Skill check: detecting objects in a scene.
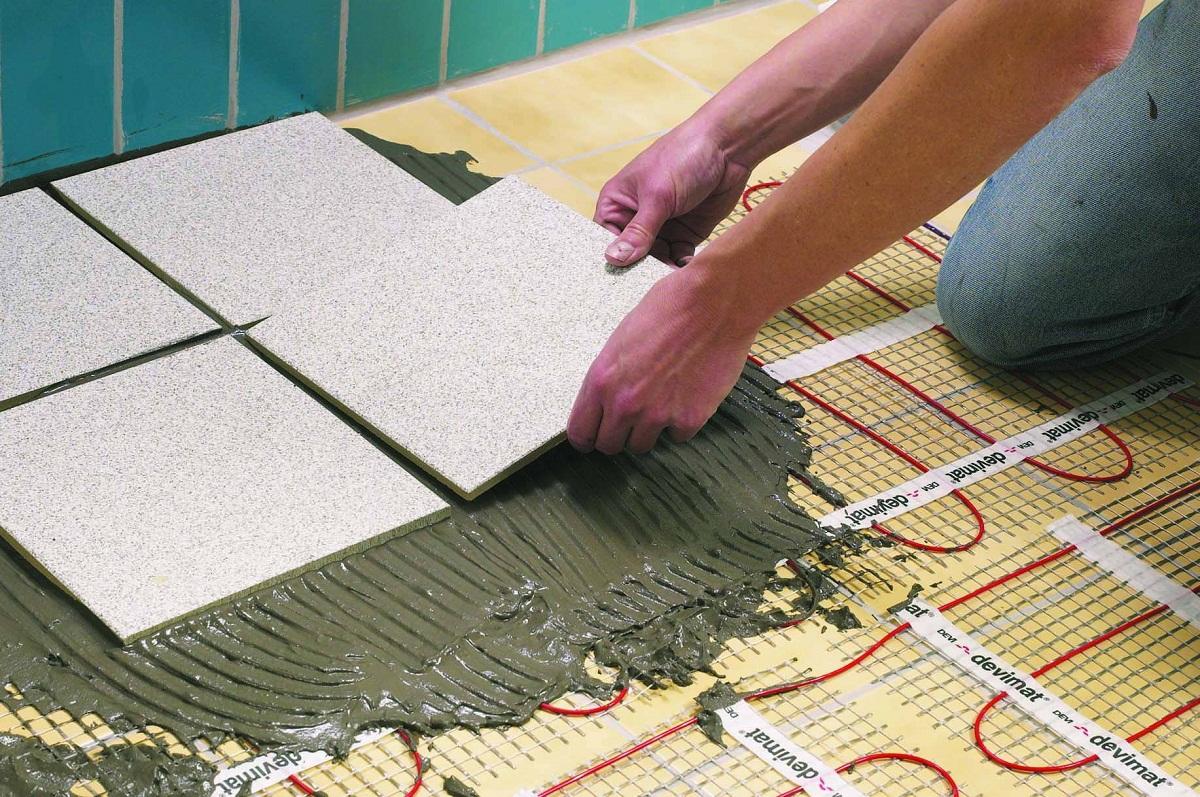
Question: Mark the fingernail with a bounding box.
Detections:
[606,240,635,263]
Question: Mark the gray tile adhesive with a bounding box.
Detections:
[0,364,862,797]
[0,335,449,641]
[0,189,214,404]
[53,113,672,498]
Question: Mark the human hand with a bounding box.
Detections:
[595,121,753,267]
[566,264,759,454]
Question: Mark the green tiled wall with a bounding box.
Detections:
[236,0,341,125]
[448,0,540,78]
[0,0,114,181]
[636,0,712,26]
[0,0,739,185]
[545,0,629,53]
[345,0,443,104]
[123,0,230,151]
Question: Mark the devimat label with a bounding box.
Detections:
[899,600,1197,796]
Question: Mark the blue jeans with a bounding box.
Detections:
[936,0,1200,369]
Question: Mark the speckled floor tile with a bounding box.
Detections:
[53,113,453,325]
[250,177,671,499]
[0,336,449,642]
[0,189,213,403]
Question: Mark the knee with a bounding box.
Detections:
[936,239,1047,370]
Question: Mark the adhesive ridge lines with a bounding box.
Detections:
[54,112,672,498]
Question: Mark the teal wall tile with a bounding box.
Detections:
[123,0,230,151]
[236,0,340,125]
[635,0,711,27]
[544,0,627,53]
[447,0,538,79]
[345,0,441,105]
[0,0,114,180]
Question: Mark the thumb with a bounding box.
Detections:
[605,200,671,267]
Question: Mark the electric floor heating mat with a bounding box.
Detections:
[4,168,1198,796]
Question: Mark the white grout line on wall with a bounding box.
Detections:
[438,0,451,83]
[331,0,786,123]
[629,43,715,96]
[627,0,637,29]
[535,0,547,56]
[335,0,349,110]
[226,0,240,128]
[112,0,125,154]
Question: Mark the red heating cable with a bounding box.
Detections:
[538,478,1200,794]
[540,686,630,716]
[777,751,960,797]
[287,728,422,796]
[741,180,1135,484]
[972,590,1200,774]
[754,353,986,553]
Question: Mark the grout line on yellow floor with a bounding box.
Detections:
[437,95,550,169]
[548,164,604,204]
[554,129,666,166]
[629,43,717,97]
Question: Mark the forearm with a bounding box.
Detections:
[692,0,956,168]
[686,0,1142,330]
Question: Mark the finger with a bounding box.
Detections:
[605,199,673,267]
[669,240,696,266]
[594,404,633,455]
[567,381,604,453]
[666,417,705,444]
[648,238,673,265]
[626,419,667,454]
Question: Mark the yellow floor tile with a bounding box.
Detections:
[340,97,533,176]
[560,138,656,190]
[637,1,817,92]
[518,167,598,218]
[450,48,711,162]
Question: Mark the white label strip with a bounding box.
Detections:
[821,372,1193,529]
[898,599,1196,797]
[716,700,865,797]
[1049,516,1200,629]
[764,304,943,381]
[210,726,392,796]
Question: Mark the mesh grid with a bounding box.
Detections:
[3,175,1198,796]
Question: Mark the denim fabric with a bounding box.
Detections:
[936,0,1200,369]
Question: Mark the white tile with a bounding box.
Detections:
[0,336,448,641]
[53,113,454,325]
[0,189,213,402]
[251,177,670,498]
